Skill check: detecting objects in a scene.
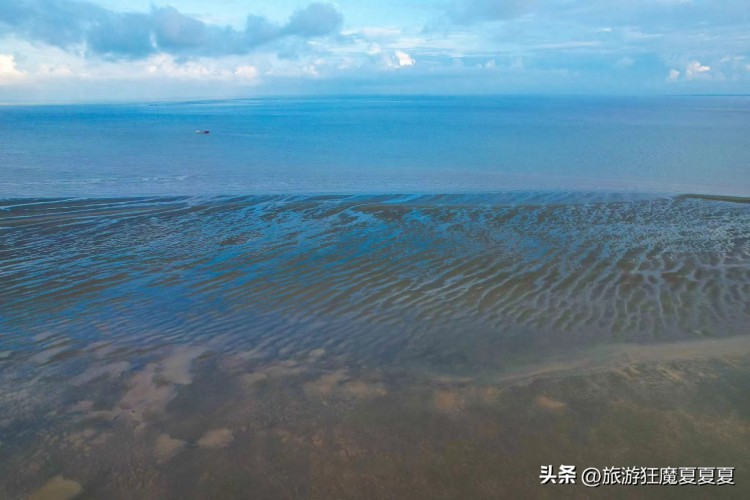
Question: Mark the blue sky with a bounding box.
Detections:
[1,0,749,102]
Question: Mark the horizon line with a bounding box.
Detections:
[3,92,750,107]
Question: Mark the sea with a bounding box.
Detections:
[1,96,749,499]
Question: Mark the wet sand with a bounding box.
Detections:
[2,340,749,499]
[1,193,749,498]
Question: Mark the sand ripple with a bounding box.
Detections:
[1,193,749,375]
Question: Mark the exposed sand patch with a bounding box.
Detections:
[30,345,69,365]
[154,433,186,462]
[64,428,110,451]
[75,346,209,427]
[430,385,503,411]
[240,372,268,386]
[228,350,324,385]
[64,432,85,449]
[304,370,349,397]
[274,428,307,447]
[492,335,750,385]
[307,348,326,360]
[72,361,130,385]
[234,347,266,361]
[29,475,82,500]
[198,428,234,449]
[341,379,387,398]
[303,370,386,399]
[263,359,306,379]
[433,390,462,412]
[87,340,117,359]
[117,363,173,425]
[534,395,567,412]
[657,366,684,382]
[31,332,57,343]
[478,386,503,403]
[159,346,206,385]
[230,356,311,389]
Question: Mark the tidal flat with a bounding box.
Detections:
[1,193,749,498]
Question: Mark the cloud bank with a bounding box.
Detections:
[0,0,343,59]
[1,0,749,101]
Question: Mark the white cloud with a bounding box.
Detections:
[685,60,711,79]
[0,54,26,84]
[394,50,415,67]
[367,43,383,56]
[147,55,213,79]
[354,27,403,39]
[234,65,259,81]
[143,54,260,83]
[667,61,713,82]
[376,49,416,70]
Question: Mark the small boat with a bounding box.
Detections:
[196,130,210,134]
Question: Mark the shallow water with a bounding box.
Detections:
[1,193,750,498]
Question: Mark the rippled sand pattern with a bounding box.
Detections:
[2,194,749,367]
[1,193,749,498]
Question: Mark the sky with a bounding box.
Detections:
[0,0,749,102]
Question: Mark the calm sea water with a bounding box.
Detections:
[1,97,750,499]
[1,96,749,198]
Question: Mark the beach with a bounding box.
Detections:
[2,193,749,498]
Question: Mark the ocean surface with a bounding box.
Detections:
[1,97,750,499]
[1,96,750,197]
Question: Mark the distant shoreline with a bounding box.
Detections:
[676,193,750,204]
